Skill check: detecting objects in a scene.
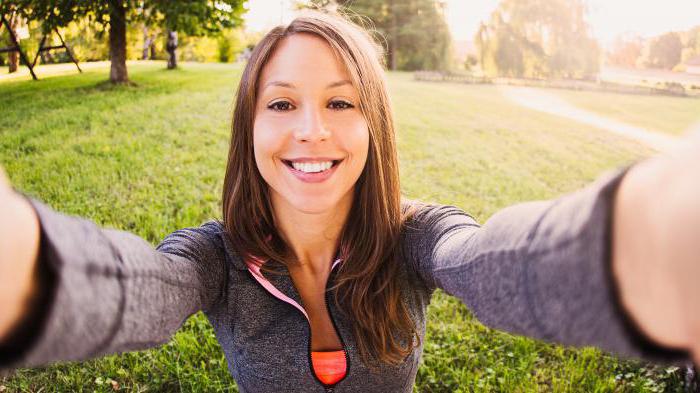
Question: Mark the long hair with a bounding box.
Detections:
[222,10,419,366]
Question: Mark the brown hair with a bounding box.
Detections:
[221,10,418,366]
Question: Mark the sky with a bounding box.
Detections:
[244,0,700,46]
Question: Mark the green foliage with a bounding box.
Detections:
[607,35,644,68]
[147,0,246,37]
[174,28,255,63]
[640,32,683,70]
[217,34,234,63]
[300,0,452,71]
[464,54,478,71]
[6,15,253,65]
[216,28,246,63]
[9,0,246,81]
[0,62,694,392]
[476,0,600,79]
[609,27,700,70]
[8,0,245,35]
[60,18,111,62]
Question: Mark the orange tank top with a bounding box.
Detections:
[247,255,348,386]
[310,350,347,386]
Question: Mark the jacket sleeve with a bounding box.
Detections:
[0,198,229,370]
[403,167,689,363]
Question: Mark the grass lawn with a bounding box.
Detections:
[551,88,700,136]
[0,61,687,392]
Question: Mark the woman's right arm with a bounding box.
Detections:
[0,168,229,370]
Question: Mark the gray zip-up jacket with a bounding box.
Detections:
[0,168,687,392]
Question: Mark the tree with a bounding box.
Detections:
[142,25,158,60]
[149,1,246,70]
[0,2,23,73]
[641,32,683,70]
[476,0,600,79]
[14,0,245,83]
[680,26,700,67]
[607,34,643,68]
[299,0,452,71]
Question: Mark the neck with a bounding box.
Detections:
[271,190,353,275]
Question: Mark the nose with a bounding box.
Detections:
[293,106,331,143]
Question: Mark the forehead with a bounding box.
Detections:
[258,33,352,88]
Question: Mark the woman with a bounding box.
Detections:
[0,10,698,393]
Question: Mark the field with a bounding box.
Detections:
[0,61,695,392]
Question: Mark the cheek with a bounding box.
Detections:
[253,118,285,178]
[343,120,370,173]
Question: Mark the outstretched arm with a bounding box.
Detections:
[613,137,700,364]
[0,168,229,370]
[0,168,41,349]
[405,136,699,363]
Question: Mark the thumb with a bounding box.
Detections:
[0,166,19,202]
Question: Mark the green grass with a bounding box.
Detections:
[0,62,687,392]
[551,88,700,136]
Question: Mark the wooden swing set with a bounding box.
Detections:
[0,10,81,80]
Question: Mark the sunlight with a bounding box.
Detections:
[443,0,699,46]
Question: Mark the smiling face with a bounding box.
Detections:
[253,33,369,216]
[222,13,412,366]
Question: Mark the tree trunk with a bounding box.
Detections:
[477,23,487,73]
[109,0,129,83]
[166,30,178,69]
[142,27,157,61]
[7,12,19,73]
[142,26,150,60]
[388,0,397,71]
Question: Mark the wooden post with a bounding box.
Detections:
[30,34,48,69]
[29,28,82,73]
[0,13,37,80]
[54,28,82,73]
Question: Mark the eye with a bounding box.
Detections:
[328,100,354,110]
[267,100,294,112]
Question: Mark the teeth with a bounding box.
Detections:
[291,161,334,173]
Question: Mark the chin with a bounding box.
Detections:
[287,194,343,214]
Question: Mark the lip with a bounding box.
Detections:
[281,158,342,183]
[281,157,343,163]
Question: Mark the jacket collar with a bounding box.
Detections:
[216,222,249,271]
[217,222,346,271]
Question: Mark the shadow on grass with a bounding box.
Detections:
[0,66,221,119]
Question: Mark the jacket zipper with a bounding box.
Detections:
[325,285,350,391]
[246,267,350,392]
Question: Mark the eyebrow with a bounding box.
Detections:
[262,80,352,90]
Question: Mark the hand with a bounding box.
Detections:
[0,166,41,342]
[613,132,700,364]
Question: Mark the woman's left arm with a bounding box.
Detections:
[612,135,700,364]
[407,134,699,364]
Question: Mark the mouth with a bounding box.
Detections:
[281,158,343,183]
[281,159,343,174]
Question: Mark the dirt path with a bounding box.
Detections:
[499,86,681,152]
